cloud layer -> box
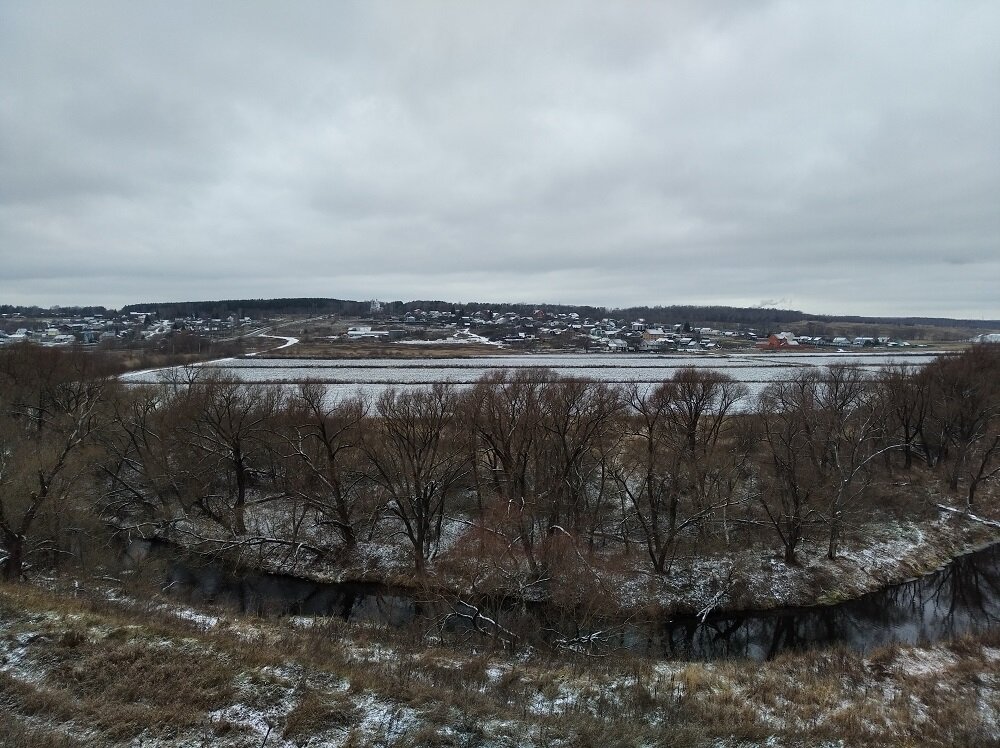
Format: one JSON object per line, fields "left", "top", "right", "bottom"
{"left": 2, "top": 1, "right": 998, "bottom": 316}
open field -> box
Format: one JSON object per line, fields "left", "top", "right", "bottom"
{"left": 261, "top": 339, "right": 515, "bottom": 359}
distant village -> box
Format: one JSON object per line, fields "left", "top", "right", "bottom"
{"left": 346, "top": 302, "right": 921, "bottom": 352}
{"left": 0, "top": 311, "right": 258, "bottom": 348}
{"left": 4, "top": 300, "right": 991, "bottom": 352}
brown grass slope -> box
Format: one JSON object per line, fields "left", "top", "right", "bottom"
{"left": 0, "top": 580, "right": 998, "bottom": 747}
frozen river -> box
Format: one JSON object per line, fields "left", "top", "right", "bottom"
{"left": 122, "top": 351, "right": 942, "bottom": 403}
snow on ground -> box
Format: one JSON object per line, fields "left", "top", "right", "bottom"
{"left": 3, "top": 571, "right": 1000, "bottom": 747}
{"left": 396, "top": 330, "right": 505, "bottom": 346}
{"left": 485, "top": 664, "right": 510, "bottom": 682}
{"left": 247, "top": 334, "right": 300, "bottom": 357}
{"left": 895, "top": 648, "right": 960, "bottom": 676}
{"left": 171, "top": 607, "right": 221, "bottom": 629}
{"left": 937, "top": 503, "right": 1000, "bottom": 528}
{"left": 592, "top": 511, "right": 996, "bottom": 615}
{"left": 528, "top": 682, "right": 581, "bottom": 716}
{"left": 0, "top": 631, "right": 48, "bottom": 685}
{"left": 339, "top": 640, "right": 400, "bottom": 667}
{"left": 435, "top": 515, "right": 472, "bottom": 555}
{"left": 209, "top": 703, "right": 297, "bottom": 747}
{"left": 353, "top": 538, "right": 411, "bottom": 577}
{"left": 350, "top": 694, "right": 422, "bottom": 743}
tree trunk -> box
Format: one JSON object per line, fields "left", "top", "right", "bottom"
{"left": 827, "top": 513, "right": 841, "bottom": 560}
{"left": 2, "top": 534, "right": 24, "bottom": 582}
{"left": 233, "top": 494, "right": 248, "bottom": 536}
{"left": 783, "top": 543, "right": 798, "bottom": 566}
{"left": 233, "top": 459, "right": 249, "bottom": 535}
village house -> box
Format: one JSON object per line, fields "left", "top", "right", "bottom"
{"left": 756, "top": 332, "right": 813, "bottom": 350}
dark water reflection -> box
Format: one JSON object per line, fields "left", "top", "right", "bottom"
{"left": 640, "top": 544, "right": 1000, "bottom": 660}
{"left": 159, "top": 542, "right": 1000, "bottom": 660}
{"left": 164, "top": 564, "right": 419, "bottom": 626}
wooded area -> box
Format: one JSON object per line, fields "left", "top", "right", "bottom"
{"left": 1, "top": 344, "right": 998, "bottom": 595}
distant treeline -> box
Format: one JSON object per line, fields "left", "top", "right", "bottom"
{"left": 616, "top": 306, "right": 1000, "bottom": 330}
{"left": 121, "top": 298, "right": 374, "bottom": 319}
{"left": 6, "top": 297, "right": 999, "bottom": 331}
{"left": 122, "top": 298, "right": 1000, "bottom": 331}
{"left": 0, "top": 304, "right": 112, "bottom": 318}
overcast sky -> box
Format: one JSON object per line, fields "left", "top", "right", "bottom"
{"left": 1, "top": 2, "right": 998, "bottom": 317}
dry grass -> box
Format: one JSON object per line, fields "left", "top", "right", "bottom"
{"left": 0, "top": 599, "right": 239, "bottom": 741}
{"left": 1, "top": 579, "right": 999, "bottom": 747}
{"left": 0, "top": 684, "right": 88, "bottom": 748}
{"left": 282, "top": 687, "right": 359, "bottom": 741}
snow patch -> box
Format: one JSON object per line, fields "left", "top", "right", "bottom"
{"left": 351, "top": 694, "right": 421, "bottom": 743}
{"left": 210, "top": 703, "right": 295, "bottom": 746}
{"left": 895, "top": 648, "right": 959, "bottom": 676}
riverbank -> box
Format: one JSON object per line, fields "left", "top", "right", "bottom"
{"left": 0, "top": 579, "right": 997, "bottom": 747}
{"left": 148, "top": 503, "right": 1000, "bottom": 624}
{"left": 432, "top": 506, "right": 1000, "bottom": 620}
{"left": 615, "top": 507, "right": 1000, "bottom": 617}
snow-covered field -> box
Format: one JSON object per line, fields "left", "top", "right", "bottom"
{"left": 120, "top": 351, "right": 942, "bottom": 405}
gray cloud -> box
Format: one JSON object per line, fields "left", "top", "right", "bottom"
{"left": 1, "top": 1, "right": 998, "bottom": 317}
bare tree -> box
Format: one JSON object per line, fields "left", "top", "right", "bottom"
{"left": 465, "top": 369, "right": 552, "bottom": 577}
{"left": 756, "top": 372, "right": 825, "bottom": 565}
{"left": 613, "top": 382, "right": 683, "bottom": 573}
{"left": 279, "top": 382, "right": 370, "bottom": 550}
{"left": 661, "top": 368, "right": 750, "bottom": 540}
{"left": 614, "top": 370, "right": 750, "bottom": 573}
{"left": 178, "top": 374, "right": 285, "bottom": 536}
{"left": 101, "top": 382, "right": 203, "bottom": 523}
{"left": 536, "top": 378, "right": 624, "bottom": 543}
{"left": 365, "top": 383, "right": 469, "bottom": 573}
{"left": 924, "top": 346, "right": 1000, "bottom": 503}
{"left": 880, "top": 363, "right": 929, "bottom": 470}
{"left": 819, "top": 365, "right": 896, "bottom": 559}
{"left": 966, "top": 433, "right": 1000, "bottom": 510}
{"left": 757, "top": 365, "right": 900, "bottom": 562}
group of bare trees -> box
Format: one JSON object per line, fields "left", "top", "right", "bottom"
{"left": 1, "top": 344, "right": 998, "bottom": 584}
{"left": 0, "top": 347, "right": 114, "bottom": 580}
{"left": 758, "top": 365, "right": 900, "bottom": 563}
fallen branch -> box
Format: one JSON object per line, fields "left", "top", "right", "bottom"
{"left": 546, "top": 628, "right": 613, "bottom": 656}
{"left": 697, "top": 569, "right": 736, "bottom": 623}
{"left": 444, "top": 599, "right": 520, "bottom": 650}
{"left": 936, "top": 504, "right": 1000, "bottom": 529}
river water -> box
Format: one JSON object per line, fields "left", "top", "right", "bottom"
{"left": 160, "top": 540, "right": 1000, "bottom": 661}
{"left": 631, "top": 542, "right": 1000, "bottom": 659}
